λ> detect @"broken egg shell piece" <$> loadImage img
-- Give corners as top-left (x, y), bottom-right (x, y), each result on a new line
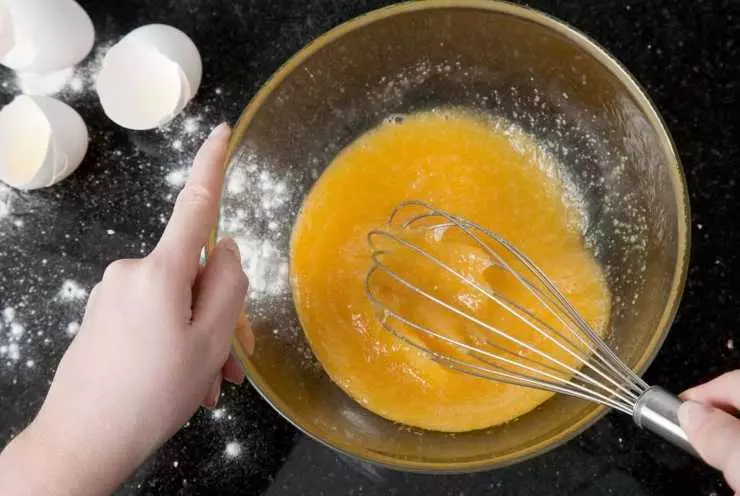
top-left (95, 24), bottom-right (202, 130)
top-left (174, 67), bottom-right (195, 116)
top-left (0, 95), bottom-right (88, 190)
top-left (0, 4), bottom-right (14, 61)
top-left (122, 24), bottom-right (202, 102)
top-left (96, 39), bottom-right (184, 131)
top-left (0, 0), bottom-right (95, 73)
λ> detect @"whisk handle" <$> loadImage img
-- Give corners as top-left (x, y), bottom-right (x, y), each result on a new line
top-left (633, 386), bottom-right (699, 457)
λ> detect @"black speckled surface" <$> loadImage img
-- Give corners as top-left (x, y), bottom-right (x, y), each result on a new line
top-left (0, 1), bottom-right (737, 494)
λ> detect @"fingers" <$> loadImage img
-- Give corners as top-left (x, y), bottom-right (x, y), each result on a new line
top-left (681, 370), bottom-right (740, 491)
top-left (235, 311), bottom-right (255, 356)
top-left (202, 354), bottom-right (242, 409)
top-left (679, 401), bottom-right (740, 490)
top-left (203, 372), bottom-right (222, 409)
top-left (222, 351), bottom-right (244, 385)
top-left (155, 123), bottom-right (231, 282)
top-left (682, 370), bottom-right (740, 413)
top-left (193, 237), bottom-right (247, 410)
top-left (191, 238), bottom-right (248, 350)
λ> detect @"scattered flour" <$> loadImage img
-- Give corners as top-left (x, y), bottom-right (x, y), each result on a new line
top-left (728, 339), bottom-right (735, 351)
top-left (224, 441), bottom-right (242, 459)
top-left (6, 343), bottom-right (20, 361)
top-left (16, 68), bottom-right (74, 96)
top-left (165, 168), bottom-right (189, 188)
top-left (2, 287), bottom-right (87, 367)
top-left (225, 169), bottom-right (247, 195)
top-left (212, 408), bottom-right (226, 420)
top-left (0, 307), bottom-right (23, 364)
top-left (0, 183), bottom-right (11, 220)
top-left (159, 110), bottom-right (221, 184)
top-left (219, 156), bottom-right (294, 298)
top-left (9, 322), bottom-right (24, 338)
top-left (56, 280), bottom-right (88, 302)
top-left (182, 116), bottom-right (201, 135)
top-left (66, 321), bottom-right (80, 337)
top-left (234, 237), bottom-right (289, 297)
top-left (3, 307), bottom-right (15, 323)
top-left (68, 76), bottom-right (84, 93)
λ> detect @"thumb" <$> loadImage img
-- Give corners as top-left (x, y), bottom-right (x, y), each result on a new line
top-left (678, 400), bottom-right (740, 491)
top-left (192, 238), bottom-right (248, 351)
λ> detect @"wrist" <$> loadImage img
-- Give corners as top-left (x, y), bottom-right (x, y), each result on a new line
top-left (0, 427), bottom-right (53, 495)
top-left (0, 422), bottom-right (95, 496)
top-left (7, 410), bottom-right (148, 496)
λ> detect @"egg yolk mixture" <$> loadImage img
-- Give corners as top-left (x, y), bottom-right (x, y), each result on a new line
top-left (290, 109), bottom-right (610, 432)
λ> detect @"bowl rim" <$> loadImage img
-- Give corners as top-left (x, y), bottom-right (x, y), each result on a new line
top-left (210, 0), bottom-right (691, 473)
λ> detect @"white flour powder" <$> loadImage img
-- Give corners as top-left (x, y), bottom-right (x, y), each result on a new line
top-left (165, 168), bottom-right (189, 188)
top-left (16, 68), bottom-right (74, 96)
top-left (56, 280), bottom-right (88, 302)
top-left (66, 321), bottom-right (81, 336)
top-left (223, 441), bottom-right (242, 459)
top-left (0, 183), bottom-right (11, 220)
top-left (218, 156), bottom-right (294, 298)
top-left (0, 307), bottom-right (24, 363)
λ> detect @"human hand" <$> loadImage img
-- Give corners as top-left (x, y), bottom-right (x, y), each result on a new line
top-left (0, 123), bottom-right (254, 495)
top-left (679, 371), bottom-right (740, 492)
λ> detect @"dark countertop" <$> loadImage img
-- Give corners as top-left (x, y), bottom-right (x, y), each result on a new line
top-left (0, 0), bottom-right (737, 494)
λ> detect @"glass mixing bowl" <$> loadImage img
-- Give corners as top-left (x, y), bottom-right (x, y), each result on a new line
top-left (209, 0), bottom-right (690, 472)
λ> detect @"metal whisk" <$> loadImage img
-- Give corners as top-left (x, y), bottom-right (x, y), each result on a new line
top-left (365, 200), bottom-right (696, 456)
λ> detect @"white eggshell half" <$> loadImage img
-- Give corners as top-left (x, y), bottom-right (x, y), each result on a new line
top-left (96, 39), bottom-right (184, 130)
top-left (123, 24), bottom-right (202, 101)
top-left (0, 95), bottom-right (88, 190)
top-left (96, 24), bottom-right (202, 130)
top-left (0, 0), bottom-right (95, 73)
top-left (0, 3), bottom-right (14, 61)
top-left (174, 67), bottom-right (195, 116)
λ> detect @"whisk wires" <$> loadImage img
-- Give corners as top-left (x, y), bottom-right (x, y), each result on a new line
top-left (366, 201), bottom-right (648, 415)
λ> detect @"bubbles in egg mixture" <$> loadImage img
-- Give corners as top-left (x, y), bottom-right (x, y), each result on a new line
top-left (383, 114), bottom-right (407, 125)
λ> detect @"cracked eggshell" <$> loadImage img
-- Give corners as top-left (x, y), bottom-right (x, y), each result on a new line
top-left (0, 95), bottom-right (88, 190)
top-left (124, 24), bottom-right (202, 103)
top-left (96, 24), bottom-right (202, 130)
top-left (0, 0), bottom-right (95, 73)
top-left (0, 3), bottom-right (14, 61)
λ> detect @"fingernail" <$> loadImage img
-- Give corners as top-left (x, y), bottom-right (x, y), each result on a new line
top-left (237, 312), bottom-right (255, 356)
top-left (231, 350), bottom-right (246, 385)
top-left (245, 333), bottom-right (255, 356)
top-left (207, 378), bottom-right (222, 409)
top-left (678, 400), bottom-right (714, 432)
top-left (209, 122), bottom-right (230, 138)
top-left (225, 374), bottom-right (245, 386)
top-left (221, 237), bottom-right (240, 258)
top-left (225, 376), bottom-right (245, 386)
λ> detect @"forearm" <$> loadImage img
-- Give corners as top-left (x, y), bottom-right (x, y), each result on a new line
top-left (0, 125), bottom-right (243, 494)
top-left (0, 418), bottom-right (141, 496)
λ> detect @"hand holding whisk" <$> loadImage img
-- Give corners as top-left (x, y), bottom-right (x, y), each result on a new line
top-left (366, 200), bottom-right (698, 456)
